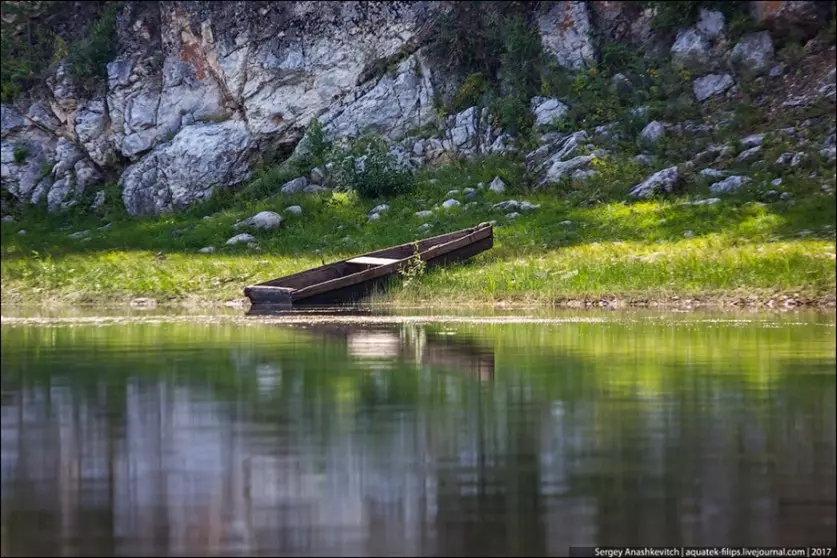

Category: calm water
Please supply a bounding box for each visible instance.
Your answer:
[1,309,835,556]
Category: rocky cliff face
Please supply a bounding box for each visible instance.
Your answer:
[1,0,835,216]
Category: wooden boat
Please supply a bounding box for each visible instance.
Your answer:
[244,222,493,307]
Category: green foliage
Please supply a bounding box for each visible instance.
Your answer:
[778,41,806,65]
[295,117,332,171]
[333,133,414,199]
[489,95,533,136]
[67,3,118,85]
[599,42,635,75]
[499,16,543,99]
[644,1,750,34]
[0,2,119,101]
[0,2,57,102]
[425,2,512,79]
[12,143,30,163]
[451,73,491,113]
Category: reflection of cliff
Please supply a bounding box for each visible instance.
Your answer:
[1,321,835,556]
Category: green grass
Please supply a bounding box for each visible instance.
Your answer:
[2,150,835,308]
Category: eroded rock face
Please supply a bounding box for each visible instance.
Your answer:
[537,1,596,70]
[120,119,251,215]
[750,1,832,41]
[3,1,444,213]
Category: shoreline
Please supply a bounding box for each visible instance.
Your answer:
[2,291,835,314]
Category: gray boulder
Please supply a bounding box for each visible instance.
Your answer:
[531,97,569,128]
[371,204,390,214]
[699,169,727,179]
[694,74,734,101]
[492,200,540,213]
[233,211,283,231]
[639,121,665,145]
[730,32,774,76]
[91,190,106,210]
[198,246,215,254]
[280,177,309,195]
[488,177,506,194]
[543,153,598,183]
[628,166,680,198]
[740,134,764,148]
[634,154,655,167]
[710,175,752,194]
[415,210,433,218]
[284,205,303,215]
[697,8,725,39]
[225,233,257,246]
[309,167,326,185]
[671,28,710,71]
[611,73,633,96]
[442,198,460,209]
[736,146,762,163]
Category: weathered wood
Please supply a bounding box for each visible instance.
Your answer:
[244,223,493,307]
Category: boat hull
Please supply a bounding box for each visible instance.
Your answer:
[244,225,493,308]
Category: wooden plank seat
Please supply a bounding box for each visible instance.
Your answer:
[345,256,401,266]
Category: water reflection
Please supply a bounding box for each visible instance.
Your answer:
[1,316,835,556]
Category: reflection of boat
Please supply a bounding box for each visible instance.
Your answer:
[243,224,493,308]
[301,324,495,381]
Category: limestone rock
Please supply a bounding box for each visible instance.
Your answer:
[671,28,710,71]
[710,175,752,194]
[699,169,727,179]
[639,121,665,145]
[280,177,309,195]
[91,190,106,210]
[121,120,251,215]
[537,1,596,70]
[226,233,256,246]
[694,74,734,101]
[531,97,569,128]
[309,167,326,185]
[284,205,303,215]
[198,246,215,253]
[730,32,774,76]
[442,198,460,209]
[696,8,725,39]
[488,177,506,194]
[736,145,762,163]
[233,211,283,231]
[628,166,680,198]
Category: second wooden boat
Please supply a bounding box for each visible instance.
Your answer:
[244,222,493,307]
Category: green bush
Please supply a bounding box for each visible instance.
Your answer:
[333,133,413,199]
[294,117,332,171]
[451,73,491,112]
[490,95,533,136]
[0,3,57,103]
[499,16,543,99]
[12,143,30,164]
[68,3,118,84]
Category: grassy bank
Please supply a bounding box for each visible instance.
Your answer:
[2,154,835,309]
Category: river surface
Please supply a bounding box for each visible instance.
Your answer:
[1,307,835,556]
